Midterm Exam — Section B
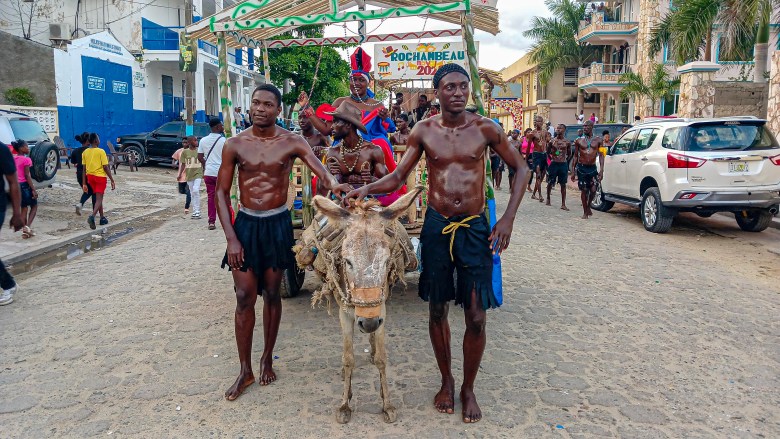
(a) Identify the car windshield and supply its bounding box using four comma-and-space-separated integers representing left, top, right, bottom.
9, 119, 48, 143
686, 123, 779, 152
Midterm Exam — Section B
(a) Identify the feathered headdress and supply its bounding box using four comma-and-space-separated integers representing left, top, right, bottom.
350, 47, 372, 82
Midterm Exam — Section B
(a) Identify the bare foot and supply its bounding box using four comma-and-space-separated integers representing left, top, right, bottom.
225, 372, 255, 401
538, 196, 544, 203
531, 194, 538, 200
434, 379, 455, 414
581, 214, 589, 219
545, 199, 551, 206
460, 387, 482, 423
561, 206, 570, 211
258, 358, 277, 385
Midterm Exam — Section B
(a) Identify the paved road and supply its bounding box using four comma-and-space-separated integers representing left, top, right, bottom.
1, 187, 778, 438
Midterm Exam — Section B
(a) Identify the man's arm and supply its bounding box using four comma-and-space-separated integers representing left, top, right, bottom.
344, 124, 424, 202
216, 139, 243, 268
198, 152, 206, 169
371, 146, 389, 180
489, 121, 528, 255
292, 136, 345, 195
597, 139, 605, 180
570, 141, 579, 180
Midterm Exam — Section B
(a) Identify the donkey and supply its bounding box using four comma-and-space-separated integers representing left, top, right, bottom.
311, 188, 421, 424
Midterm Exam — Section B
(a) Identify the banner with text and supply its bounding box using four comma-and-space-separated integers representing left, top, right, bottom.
374, 41, 478, 80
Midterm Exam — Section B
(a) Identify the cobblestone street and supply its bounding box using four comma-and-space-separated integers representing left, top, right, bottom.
1, 188, 778, 438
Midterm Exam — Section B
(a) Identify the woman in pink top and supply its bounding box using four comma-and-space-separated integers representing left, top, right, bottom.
11, 140, 37, 238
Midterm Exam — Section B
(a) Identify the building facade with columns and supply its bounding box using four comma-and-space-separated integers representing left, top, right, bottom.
577, 0, 780, 121
0, 0, 259, 149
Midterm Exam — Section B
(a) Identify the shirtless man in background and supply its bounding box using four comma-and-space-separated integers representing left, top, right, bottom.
545, 124, 571, 210
530, 116, 549, 202
217, 84, 349, 401
570, 120, 604, 219
299, 113, 330, 159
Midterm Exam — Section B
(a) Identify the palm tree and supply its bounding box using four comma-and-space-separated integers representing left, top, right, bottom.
523, 0, 602, 114
649, 0, 778, 82
619, 64, 681, 115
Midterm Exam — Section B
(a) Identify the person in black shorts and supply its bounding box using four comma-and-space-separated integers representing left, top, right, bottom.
546, 124, 571, 210
530, 116, 549, 202
570, 120, 604, 219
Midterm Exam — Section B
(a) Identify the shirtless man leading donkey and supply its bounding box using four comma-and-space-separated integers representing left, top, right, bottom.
216, 84, 351, 401
346, 64, 529, 423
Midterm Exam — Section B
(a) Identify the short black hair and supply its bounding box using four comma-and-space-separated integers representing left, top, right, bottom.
209, 117, 222, 128
397, 113, 409, 122
396, 92, 403, 97
602, 130, 610, 136
634, 115, 641, 121
419, 94, 428, 101
253, 83, 282, 106
432, 63, 470, 89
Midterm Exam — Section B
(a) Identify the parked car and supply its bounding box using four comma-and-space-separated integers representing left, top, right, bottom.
116, 121, 211, 166
0, 109, 59, 187
591, 117, 780, 233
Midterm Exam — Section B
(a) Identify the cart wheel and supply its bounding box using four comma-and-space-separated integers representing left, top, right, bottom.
280, 266, 306, 298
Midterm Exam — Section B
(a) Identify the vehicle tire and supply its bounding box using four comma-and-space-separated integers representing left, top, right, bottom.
30, 141, 59, 182
640, 187, 674, 233
734, 209, 773, 232
123, 144, 146, 166
279, 266, 305, 298
590, 184, 614, 212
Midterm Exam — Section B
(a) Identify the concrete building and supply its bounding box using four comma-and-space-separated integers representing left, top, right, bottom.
0, 0, 258, 148
577, 0, 780, 120
496, 53, 600, 130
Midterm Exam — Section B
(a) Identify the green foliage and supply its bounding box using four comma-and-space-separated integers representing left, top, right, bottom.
649, 0, 773, 64
619, 64, 680, 114
3, 88, 36, 106
522, 0, 601, 85
259, 26, 351, 118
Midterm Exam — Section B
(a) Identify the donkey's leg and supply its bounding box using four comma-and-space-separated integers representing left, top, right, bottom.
337, 307, 355, 424
371, 303, 397, 423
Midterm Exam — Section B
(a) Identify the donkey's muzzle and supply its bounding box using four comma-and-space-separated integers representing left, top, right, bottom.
357, 316, 384, 333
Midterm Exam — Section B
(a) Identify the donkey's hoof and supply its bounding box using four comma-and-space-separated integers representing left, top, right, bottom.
383, 405, 397, 423
337, 404, 352, 424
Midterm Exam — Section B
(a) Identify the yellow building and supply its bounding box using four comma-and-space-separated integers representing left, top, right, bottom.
495, 53, 600, 131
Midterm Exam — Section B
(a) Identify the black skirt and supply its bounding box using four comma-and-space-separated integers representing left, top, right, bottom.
221, 208, 295, 274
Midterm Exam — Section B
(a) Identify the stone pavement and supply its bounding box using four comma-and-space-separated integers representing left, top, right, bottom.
1, 187, 779, 438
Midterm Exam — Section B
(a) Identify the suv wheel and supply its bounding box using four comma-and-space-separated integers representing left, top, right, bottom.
641, 187, 674, 233
123, 144, 145, 166
30, 142, 59, 182
279, 266, 305, 298
734, 209, 773, 232
590, 183, 614, 212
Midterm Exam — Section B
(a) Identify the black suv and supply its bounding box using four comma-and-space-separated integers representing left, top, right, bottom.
116, 121, 211, 166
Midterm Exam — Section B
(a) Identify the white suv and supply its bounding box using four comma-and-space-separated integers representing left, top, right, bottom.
591, 117, 780, 233
0, 109, 60, 187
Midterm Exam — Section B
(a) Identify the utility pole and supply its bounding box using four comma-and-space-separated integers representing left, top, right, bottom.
184, 0, 195, 135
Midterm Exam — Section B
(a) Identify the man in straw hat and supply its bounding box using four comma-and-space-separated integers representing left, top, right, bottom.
217, 84, 351, 401
323, 101, 389, 194
344, 63, 530, 423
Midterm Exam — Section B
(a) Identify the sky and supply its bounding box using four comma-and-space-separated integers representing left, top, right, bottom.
322, 0, 552, 72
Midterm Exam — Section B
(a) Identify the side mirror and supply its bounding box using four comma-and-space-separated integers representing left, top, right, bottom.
151, 132, 158, 138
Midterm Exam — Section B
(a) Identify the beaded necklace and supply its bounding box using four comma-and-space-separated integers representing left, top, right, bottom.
340, 137, 364, 173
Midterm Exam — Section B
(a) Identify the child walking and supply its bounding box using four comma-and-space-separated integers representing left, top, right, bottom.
171, 146, 192, 214
81, 133, 116, 229
178, 136, 202, 219
10, 140, 37, 238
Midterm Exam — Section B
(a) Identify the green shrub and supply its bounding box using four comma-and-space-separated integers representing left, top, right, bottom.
4, 88, 36, 106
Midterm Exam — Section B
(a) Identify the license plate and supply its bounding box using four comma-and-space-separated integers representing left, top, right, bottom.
728, 162, 748, 173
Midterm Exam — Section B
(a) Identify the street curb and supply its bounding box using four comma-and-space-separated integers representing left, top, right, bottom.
5, 207, 172, 266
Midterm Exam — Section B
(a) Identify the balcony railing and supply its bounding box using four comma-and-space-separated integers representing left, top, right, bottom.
578, 11, 638, 43
579, 63, 634, 88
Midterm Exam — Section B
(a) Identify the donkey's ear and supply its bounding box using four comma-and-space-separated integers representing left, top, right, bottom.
313, 195, 351, 219
380, 186, 423, 221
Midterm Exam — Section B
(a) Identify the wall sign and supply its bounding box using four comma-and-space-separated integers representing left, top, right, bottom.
374, 42, 477, 80
113, 80, 129, 94
132, 71, 146, 88
89, 38, 123, 56
87, 76, 105, 91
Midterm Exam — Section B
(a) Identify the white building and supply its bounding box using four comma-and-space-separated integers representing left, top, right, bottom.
0, 0, 258, 147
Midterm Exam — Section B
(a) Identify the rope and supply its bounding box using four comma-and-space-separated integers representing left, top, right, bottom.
441, 215, 480, 261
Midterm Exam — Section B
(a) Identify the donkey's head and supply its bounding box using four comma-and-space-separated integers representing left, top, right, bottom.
313, 188, 421, 333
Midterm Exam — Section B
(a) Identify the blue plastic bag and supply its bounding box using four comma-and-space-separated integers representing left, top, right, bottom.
486, 198, 503, 306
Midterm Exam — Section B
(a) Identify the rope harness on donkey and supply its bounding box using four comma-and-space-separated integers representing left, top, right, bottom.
293, 201, 417, 313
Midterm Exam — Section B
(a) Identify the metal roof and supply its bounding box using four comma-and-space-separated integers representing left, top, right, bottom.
187, 0, 500, 49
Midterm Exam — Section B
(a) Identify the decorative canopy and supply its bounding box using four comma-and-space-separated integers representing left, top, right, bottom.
187, 0, 500, 49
